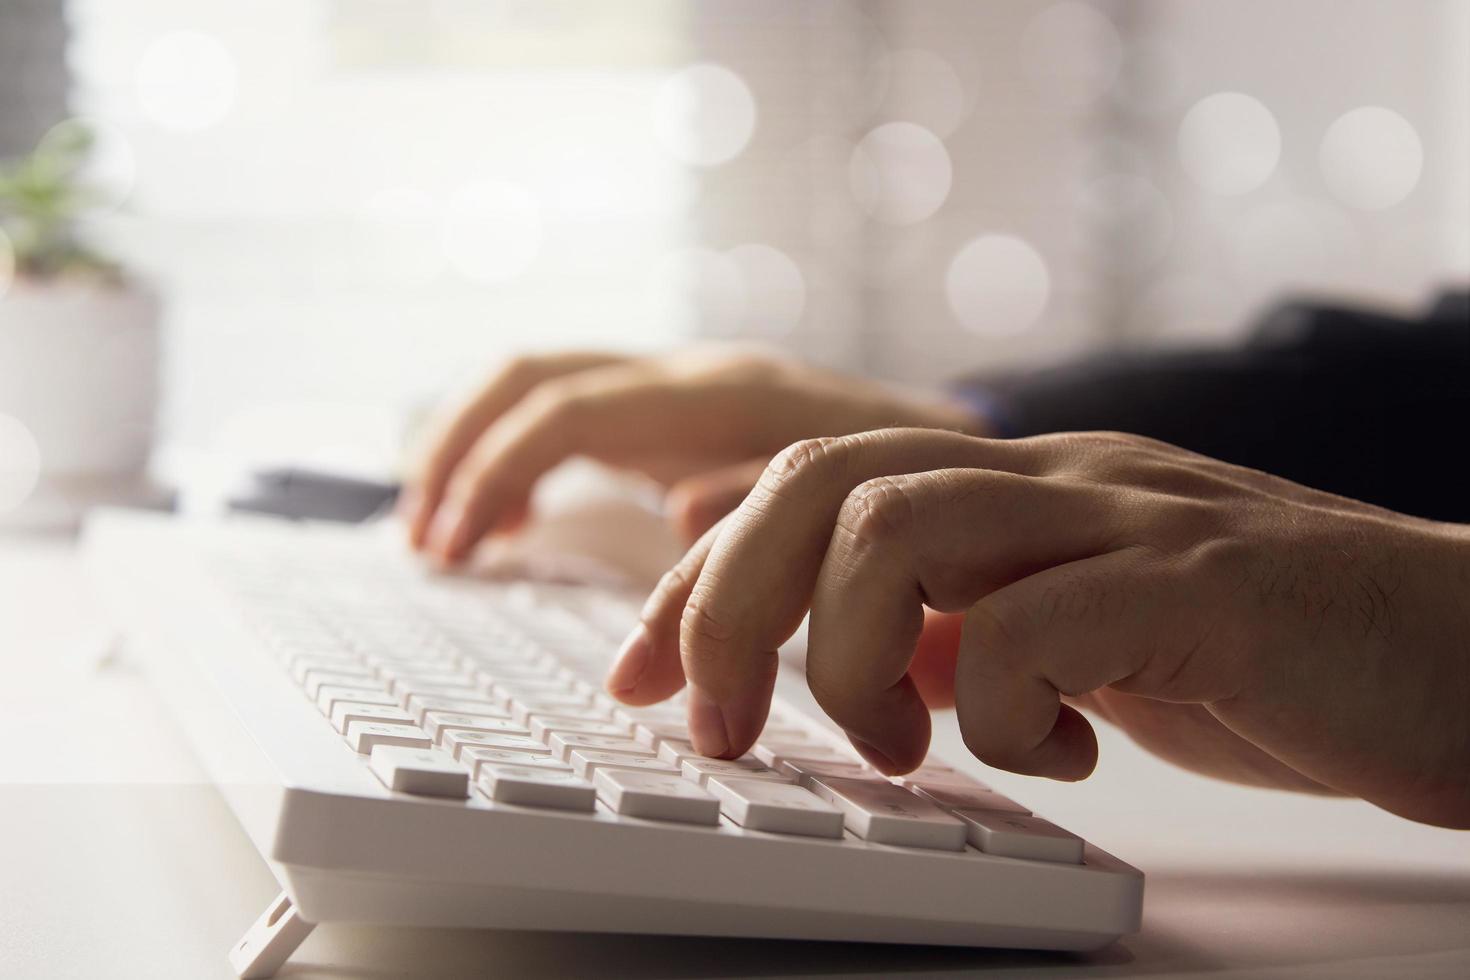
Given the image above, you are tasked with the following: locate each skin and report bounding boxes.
[407,350,1470,829]
[403,348,982,561]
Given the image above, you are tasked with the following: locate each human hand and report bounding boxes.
[610,427,1470,828]
[402,349,982,563]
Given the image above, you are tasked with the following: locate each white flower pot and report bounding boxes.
[0,278,161,524]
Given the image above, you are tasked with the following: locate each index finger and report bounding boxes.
[426,364,791,563]
[407,352,625,547]
[805,467,1120,773]
[677,428,1061,757]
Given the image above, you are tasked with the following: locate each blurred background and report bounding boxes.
[1,0,1467,524]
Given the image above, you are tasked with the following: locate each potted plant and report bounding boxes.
[0,121,162,528]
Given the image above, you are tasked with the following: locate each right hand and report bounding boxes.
[402,348,984,564]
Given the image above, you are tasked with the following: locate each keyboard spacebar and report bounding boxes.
[809,776,967,851]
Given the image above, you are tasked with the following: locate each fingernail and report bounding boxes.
[850,736,898,775]
[687,686,729,758]
[605,624,651,695]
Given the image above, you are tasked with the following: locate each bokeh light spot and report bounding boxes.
[441,181,543,284]
[654,63,757,167]
[946,235,1052,337]
[1022,2,1124,108]
[1319,106,1424,210]
[875,49,970,138]
[0,413,42,514]
[1177,92,1281,195]
[849,122,952,225]
[135,30,239,132]
[359,187,445,287]
[727,244,806,337]
[652,247,748,337]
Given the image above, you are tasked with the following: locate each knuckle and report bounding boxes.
[495,354,541,388]
[760,436,848,496]
[517,379,586,432]
[643,563,697,621]
[719,350,782,379]
[966,598,1030,666]
[679,591,740,669]
[836,476,915,549]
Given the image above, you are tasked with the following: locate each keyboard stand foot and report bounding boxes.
[229,891,316,979]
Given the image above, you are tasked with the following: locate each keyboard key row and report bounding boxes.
[289,619,1078,860]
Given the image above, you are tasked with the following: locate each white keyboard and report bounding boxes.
[83,511,1142,978]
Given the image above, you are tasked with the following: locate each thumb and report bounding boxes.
[665,457,769,545]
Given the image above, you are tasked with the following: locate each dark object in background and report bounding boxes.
[228,468,399,523]
[979,290,1470,524]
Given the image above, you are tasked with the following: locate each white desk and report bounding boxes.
[3,535,1468,979]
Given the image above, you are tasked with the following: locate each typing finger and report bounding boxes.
[603,519,724,705]
[954,547,1184,780]
[677,428,1060,758]
[806,467,1119,772]
[424,364,716,563]
[406,352,625,548]
[664,457,769,544]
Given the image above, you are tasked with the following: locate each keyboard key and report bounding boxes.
[567,750,680,780]
[756,724,814,743]
[754,741,853,767]
[423,712,530,743]
[294,661,372,686]
[680,757,792,785]
[369,746,468,798]
[547,732,654,762]
[478,765,595,812]
[316,685,396,714]
[909,783,1030,816]
[380,667,473,691]
[777,759,875,786]
[656,738,698,765]
[613,705,686,727]
[896,763,974,787]
[706,776,845,838]
[394,683,485,707]
[522,704,621,726]
[474,658,562,681]
[594,769,720,825]
[404,694,508,724]
[510,693,596,724]
[633,721,690,746]
[347,721,433,755]
[330,702,417,733]
[529,716,629,741]
[460,747,573,780]
[954,810,1084,864]
[809,777,966,851]
[285,651,360,674]
[442,730,549,760]
[493,676,586,698]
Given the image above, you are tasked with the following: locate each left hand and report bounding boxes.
[605,427,1470,829]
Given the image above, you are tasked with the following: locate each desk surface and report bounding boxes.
[3,535,1468,980]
